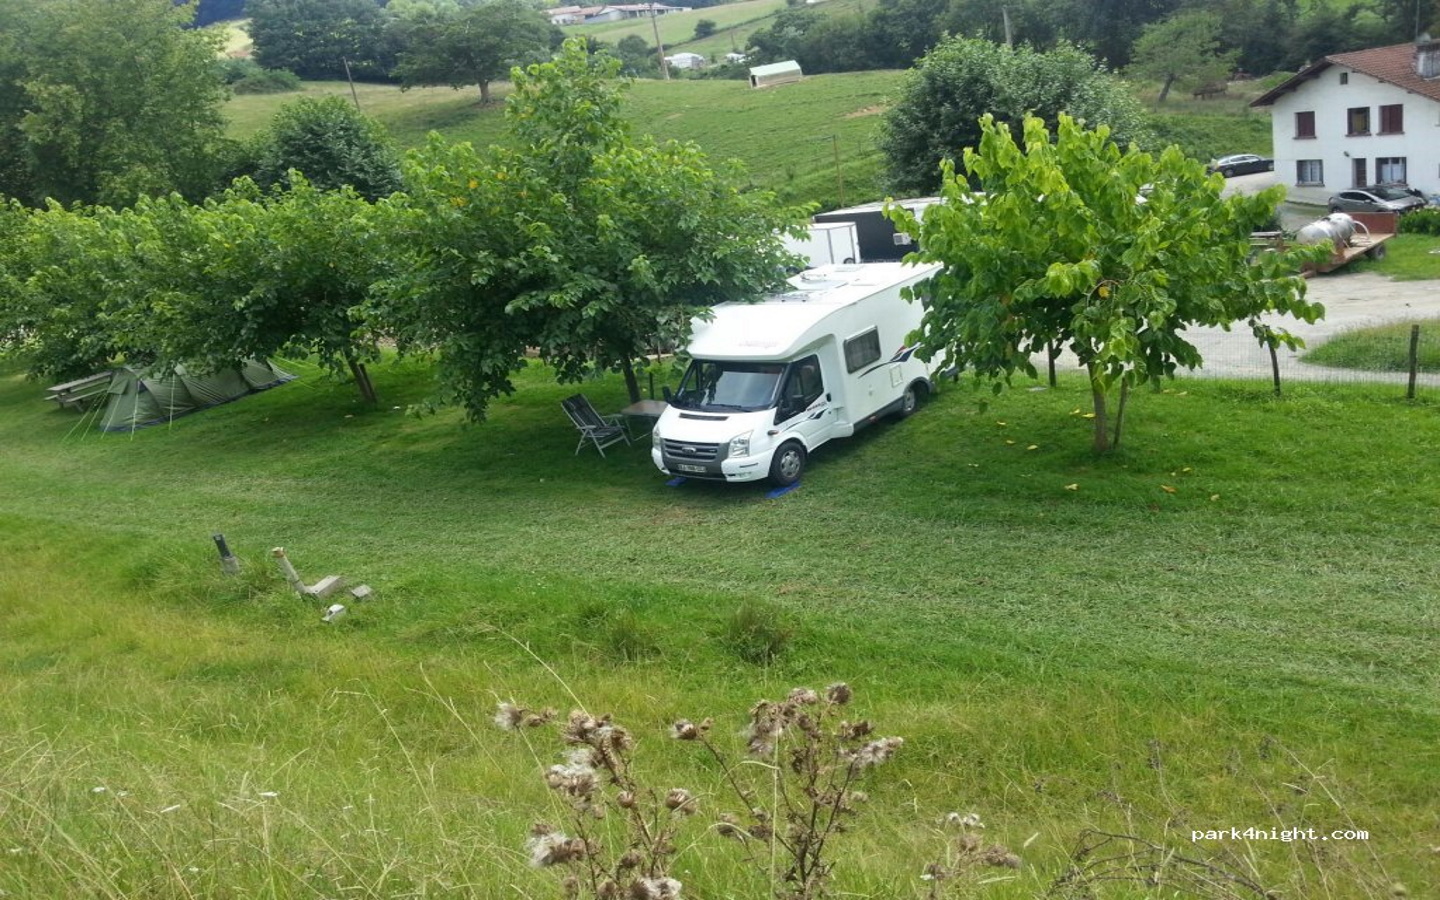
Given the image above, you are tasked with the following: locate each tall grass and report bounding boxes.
[2,355,1437,897]
[1303,316,1440,371]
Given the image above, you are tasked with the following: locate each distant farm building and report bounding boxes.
[549,3,689,25]
[749,60,803,88]
[665,51,707,70]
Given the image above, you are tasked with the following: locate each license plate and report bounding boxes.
[677,464,707,474]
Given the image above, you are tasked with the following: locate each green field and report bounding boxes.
[225,70,906,208]
[569,0,870,60]
[224,61,1296,213]
[2,353,1437,897]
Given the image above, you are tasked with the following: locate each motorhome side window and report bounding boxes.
[843,329,882,373]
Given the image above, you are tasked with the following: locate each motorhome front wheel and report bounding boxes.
[769,442,806,487]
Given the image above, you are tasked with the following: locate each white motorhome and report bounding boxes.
[651,262,942,486]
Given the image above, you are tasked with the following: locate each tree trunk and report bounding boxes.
[347,355,378,406]
[1157,73,1175,104]
[1111,380,1130,451]
[620,357,642,404]
[478,80,491,104]
[1089,365,1111,454]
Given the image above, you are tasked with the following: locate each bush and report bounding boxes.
[216,57,263,84]
[693,18,716,39]
[232,68,302,94]
[1399,206,1440,236]
[721,599,794,664]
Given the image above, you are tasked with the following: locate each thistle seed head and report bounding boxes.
[494,702,525,731]
[787,687,819,705]
[664,788,697,815]
[628,876,682,900]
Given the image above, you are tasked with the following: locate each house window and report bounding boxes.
[843,329,882,373]
[1379,104,1403,134]
[1295,111,1316,138]
[1340,72,1349,84]
[1296,160,1324,186]
[1347,107,1370,135]
[1376,157,1407,184]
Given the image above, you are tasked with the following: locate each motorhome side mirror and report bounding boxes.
[662,385,672,402]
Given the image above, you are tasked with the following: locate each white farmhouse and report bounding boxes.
[1252,36,1440,205]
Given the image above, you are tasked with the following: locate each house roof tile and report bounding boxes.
[1251,42,1440,107]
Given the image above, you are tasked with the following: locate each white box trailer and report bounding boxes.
[780,221,861,269]
[652,262,942,486]
[811,197,941,262]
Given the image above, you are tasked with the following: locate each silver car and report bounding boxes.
[1327,186,1426,214]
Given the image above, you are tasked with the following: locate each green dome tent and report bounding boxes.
[96,359,295,433]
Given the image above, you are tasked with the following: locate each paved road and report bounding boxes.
[1034,272,1440,384]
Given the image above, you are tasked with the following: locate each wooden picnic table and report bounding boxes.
[46,371,113,411]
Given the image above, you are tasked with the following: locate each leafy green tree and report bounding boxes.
[861,0,950,68]
[248,96,404,200]
[1040,0,1185,68]
[1212,0,1297,78]
[0,0,232,206]
[141,181,391,404]
[248,0,392,81]
[0,201,158,378]
[879,37,1153,196]
[888,114,1327,453]
[392,0,555,104]
[693,18,717,39]
[376,38,805,419]
[611,35,658,77]
[0,2,32,200]
[937,0,1060,48]
[1128,9,1236,102]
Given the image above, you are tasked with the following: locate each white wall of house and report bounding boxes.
[1268,68,1440,206]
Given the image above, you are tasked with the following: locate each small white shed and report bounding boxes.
[749,60,803,88]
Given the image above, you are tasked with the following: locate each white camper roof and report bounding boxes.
[687,262,939,361]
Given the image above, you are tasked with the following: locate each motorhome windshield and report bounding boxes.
[672,360,784,412]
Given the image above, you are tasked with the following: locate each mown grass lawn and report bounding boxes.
[1348,233,1440,281]
[2,355,1437,898]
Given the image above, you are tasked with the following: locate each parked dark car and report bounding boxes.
[1327,186,1427,214]
[1206,154,1274,177]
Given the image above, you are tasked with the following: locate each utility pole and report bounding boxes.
[651,5,671,80]
[342,57,362,110]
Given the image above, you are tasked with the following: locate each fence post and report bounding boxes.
[1406,324,1420,400]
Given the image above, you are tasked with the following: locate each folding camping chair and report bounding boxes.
[561,394,631,458]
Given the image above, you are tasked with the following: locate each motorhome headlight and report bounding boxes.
[728,432,751,458]
[651,427,662,450]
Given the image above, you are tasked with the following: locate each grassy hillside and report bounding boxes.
[571,0,870,60]
[2,354,1437,897]
[225,62,1295,212]
[225,70,906,208]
